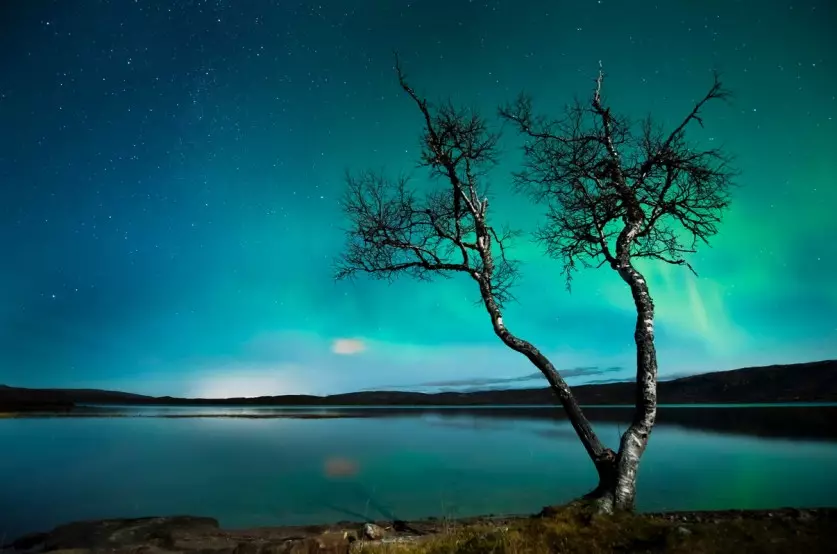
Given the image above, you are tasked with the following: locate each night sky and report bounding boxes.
[1,0,835,398]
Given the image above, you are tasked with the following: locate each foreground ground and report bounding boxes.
[3,504,834,554]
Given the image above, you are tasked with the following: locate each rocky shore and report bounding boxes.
[2,506,834,554]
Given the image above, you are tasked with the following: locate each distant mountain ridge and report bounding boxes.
[1,359,835,411]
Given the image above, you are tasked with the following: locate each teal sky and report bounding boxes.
[0,0,835,397]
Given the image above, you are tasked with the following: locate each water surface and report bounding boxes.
[1,406,835,540]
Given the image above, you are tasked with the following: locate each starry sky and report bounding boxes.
[1,0,835,398]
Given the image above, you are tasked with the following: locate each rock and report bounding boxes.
[676,526,692,536]
[361,523,386,541]
[4,531,47,551]
[1,516,359,554]
[318,532,351,553]
[287,534,349,554]
[6,516,222,552]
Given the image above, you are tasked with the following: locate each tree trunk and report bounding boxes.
[472,221,656,513]
[474,276,615,479]
[477,258,658,513]
[581,448,619,513]
[573,264,658,514]
[609,264,659,511]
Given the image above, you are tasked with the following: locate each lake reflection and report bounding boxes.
[1,406,836,540]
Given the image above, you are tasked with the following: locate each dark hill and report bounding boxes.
[1,359,835,411]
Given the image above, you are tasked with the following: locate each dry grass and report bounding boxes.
[351,504,834,554]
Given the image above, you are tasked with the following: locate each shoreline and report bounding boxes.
[5,404,837,443]
[4,400,837,416]
[4,505,836,553]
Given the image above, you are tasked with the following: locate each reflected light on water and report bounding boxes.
[324,457,359,478]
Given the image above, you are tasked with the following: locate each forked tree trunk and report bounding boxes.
[472,219,657,513]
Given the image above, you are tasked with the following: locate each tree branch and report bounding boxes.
[502,64,735,283]
[338,57,518,306]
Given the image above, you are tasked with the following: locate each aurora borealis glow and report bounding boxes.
[1,0,835,397]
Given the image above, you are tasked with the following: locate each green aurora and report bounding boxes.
[0,0,834,396]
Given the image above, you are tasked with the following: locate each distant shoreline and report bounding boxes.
[2,359,836,413]
[4,400,837,413]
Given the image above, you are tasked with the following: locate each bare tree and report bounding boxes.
[499,64,735,510]
[336,57,734,513]
[336,58,621,504]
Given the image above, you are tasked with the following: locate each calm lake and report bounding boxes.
[2,405,836,540]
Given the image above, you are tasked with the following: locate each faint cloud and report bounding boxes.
[332,338,366,355]
[375,365,623,391]
[581,376,630,385]
[182,330,633,398]
[410,372,544,388]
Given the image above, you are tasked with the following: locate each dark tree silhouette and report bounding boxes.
[336,59,618,502]
[336,57,734,513]
[499,64,735,510]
